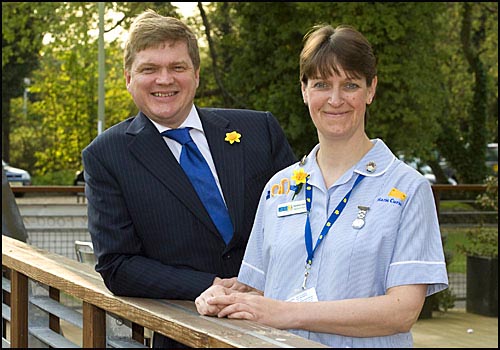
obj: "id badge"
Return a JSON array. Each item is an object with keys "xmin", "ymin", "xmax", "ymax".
[
  {"xmin": 286, "ymin": 287, "xmax": 318, "ymax": 302},
  {"xmin": 277, "ymin": 200, "xmax": 307, "ymax": 217}
]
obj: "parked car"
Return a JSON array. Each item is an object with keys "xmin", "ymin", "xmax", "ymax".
[
  {"xmin": 486, "ymin": 143, "xmax": 498, "ymax": 177},
  {"xmin": 398, "ymin": 154, "xmax": 457, "ymax": 185},
  {"xmin": 2, "ymin": 160, "xmax": 31, "ymax": 197},
  {"xmin": 2, "ymin": 160, "xmax": 31, "ymax": 186},
  {"xmin": 74, "ymin": 169, "xmax": 85, "ymax": 186}
]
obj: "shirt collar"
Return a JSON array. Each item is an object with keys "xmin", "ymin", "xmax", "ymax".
[
  {"xmin": 297, "ymin": 139, "xmax": 396, "ymax": 190},
  {"xmin": 149, "ymin": 105, "xmax": 203, "ymax": 133},
  {"xmin": 354, "ymin": 138, "xmax": 396, "ymax": 177}
]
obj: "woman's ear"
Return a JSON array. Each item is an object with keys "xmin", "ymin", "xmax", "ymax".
[
  {"xmin": 367, "ymin": 76, "xmax": 378, "ymax": 104},
  {"xmin": 301, "ymin": 81, "xmax": 308, "ymax": 105}
]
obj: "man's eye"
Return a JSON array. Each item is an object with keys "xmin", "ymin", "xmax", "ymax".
[
  {"xmin": 140, "ymin": 67, "xmax": 155, "ymax": 73},
  {"xmin": 173, "ymin": 66, "xmax": 187, "ymax": 72}
]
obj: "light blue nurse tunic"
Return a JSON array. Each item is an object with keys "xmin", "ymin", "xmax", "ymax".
[{"xmin": 238, "ymin": 139, "xmax": 449, "ymax": 348}]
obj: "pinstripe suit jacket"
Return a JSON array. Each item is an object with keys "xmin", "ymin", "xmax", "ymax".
[{"xmin": 82, "ymin": 107, "xmax": 296, "ymax": 301}]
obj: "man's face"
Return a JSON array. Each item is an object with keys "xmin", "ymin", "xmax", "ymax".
[{"xmin": 125, "ymin": 40, "xmax": 200, "ymax": 128}]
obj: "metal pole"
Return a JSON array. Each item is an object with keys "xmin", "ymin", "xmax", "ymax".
[
  {"xmin": 97, "ymin": 2, "xmax": 105, "ymax": 135},
  {"xmin": 23, "ymin": 78, "xmax": 31, "ymax": 119}
]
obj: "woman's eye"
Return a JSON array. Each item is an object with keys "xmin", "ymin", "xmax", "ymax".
[
  {"xmin": 313, "ymin": 82, "xmax": 328, "ymax": 89},
  {"xmin": 345, "ymin": 82, "xmax": 359, "ymax": 90}
]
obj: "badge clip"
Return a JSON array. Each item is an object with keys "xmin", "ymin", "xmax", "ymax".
[{"xmin": 352, "ymin": 205, "xmax": 370, "ymax": 229}]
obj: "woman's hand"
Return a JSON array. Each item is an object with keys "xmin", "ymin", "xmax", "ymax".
[
  {"xmin": 206, "ymin": 293, "xmax": 288, "ymax": 329},
  {"xmin": 196, "ymin": 278, "xmax": 260, "ymax": 316},
  {"xmin": 195, "ymin": 284, "xmax": 231, "ymax": 316}
]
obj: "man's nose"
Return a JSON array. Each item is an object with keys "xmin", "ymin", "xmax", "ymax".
[{"xmin": 156, "ymin": 68, "xmax": 175, "ymax": 84}]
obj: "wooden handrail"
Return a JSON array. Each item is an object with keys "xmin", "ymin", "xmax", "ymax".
[
  {"xmin": 10, "ymin": 186, "xmax": 84, "ymax": 194},
  {"xmin": 9, "ymin": 184, "xmax": 494, "ymax": 193},
  {"xmin": 431, "ymin": 184, "xmax": 489, "ymax": 191},
  {"xmin": 2, "ymin": 235, "xmax": 326, "ymax": 348},
  {"xmin": 430, "ymin": 184, "xmax": 495, "ymax": 216}
]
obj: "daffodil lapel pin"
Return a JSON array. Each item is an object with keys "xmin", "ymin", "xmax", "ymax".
[
  {"xmin": 225, "ymin": 131, "xmax": 241, "ymax": 144},
  {"xmin": 291, "ymin": 168, "xmax": 309, "ymax": 200}
]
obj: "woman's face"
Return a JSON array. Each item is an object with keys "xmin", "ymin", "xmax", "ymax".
[{"xmin": 302, "ymin": 68, "xmax": 377, "ymax": 142}]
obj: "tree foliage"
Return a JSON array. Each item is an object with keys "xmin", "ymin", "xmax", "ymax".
[
  {"xmin": 197, "ymin": 2, "xmax": 451, "ymax": 160},
  {"xmin": 2, "ymin": 2, "xmax": 58, "ymax": 162},
  {"xmin": 435, "ymin": 2, "xmax": 498, "ymax": 183},
  {"xmin": 2, "ymin": 2, "xmax": 497, "ymax": 184}
]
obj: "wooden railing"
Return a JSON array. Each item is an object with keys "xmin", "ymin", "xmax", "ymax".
[
  {"xmin": 10, "ymin": 186, "xmax": 85, "ymax": 194},
  {"xmin": 10, "ymin": 185, "xmax": 86, "ymax": 203},
  {"xmin": 430, "ymin": 184, "xmax": 490, "ymax": 216},
  {"xmin": 10, "ymin": 184, "xmax": 497, "ymax": 218},
  {"xmin": 2, "ymin": 235, "xmax": 326, "ymax": 348}
]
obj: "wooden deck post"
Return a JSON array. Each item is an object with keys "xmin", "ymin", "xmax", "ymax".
[
  {"xmin": 10, "ymin": 270, "xmax": 28, "ymax": 348},
  {"xmin": 82, "ymin": 302, "xmax": 106, "ymax": 348}
]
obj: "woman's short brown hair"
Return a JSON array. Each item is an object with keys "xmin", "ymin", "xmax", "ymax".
[{"xmin": 300, "ymin": 24, "xmax": 377, "ymax": 86}]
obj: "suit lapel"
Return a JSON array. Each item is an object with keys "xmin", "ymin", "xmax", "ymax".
[
  {"xmin": 126, "ymin": 113, "xmax": 219, "ymax": 236},
  {"xmin": 199, "ymin": 108, "xmax": 245, "ymax": 240}
]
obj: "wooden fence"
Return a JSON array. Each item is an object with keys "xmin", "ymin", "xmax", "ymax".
[{"xmin": 2, "ymin": 235, "xmax": 326, "ymax": 348}]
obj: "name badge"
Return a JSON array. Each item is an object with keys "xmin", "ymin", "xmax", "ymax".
[
  {"xmin": 286, "ymin": 287, "xmax": 318, "ymax": 302},
  {"xmin": 277, "ymin": 200, "xmax": 307, "ymax": 217}
]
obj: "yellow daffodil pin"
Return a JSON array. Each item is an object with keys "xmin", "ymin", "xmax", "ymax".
[
  {"xmin": 291, "ymin": 168, "xmax": 309, "ymax": 200},
  {"xmin": 225, "ymin": 131, "xmax": 241, "ymax": 144}
]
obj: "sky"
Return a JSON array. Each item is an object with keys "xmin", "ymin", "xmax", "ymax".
[{"xmin": 171, "ymin": 2, "xmax": 199, "ymax": 18}]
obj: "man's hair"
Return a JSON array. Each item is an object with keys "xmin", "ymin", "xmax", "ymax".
[
  {"xmin": 124, "ymin": 9, "xmax": 200, "ymax": 72},
  {"xmin": 299, "ymin": 24, "xmax": 377, "ymax": 86}
]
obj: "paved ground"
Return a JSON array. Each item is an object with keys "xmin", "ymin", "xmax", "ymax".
[{"xmin": 413, "ymin": 308, "xmax": 497, "ymax": 348}]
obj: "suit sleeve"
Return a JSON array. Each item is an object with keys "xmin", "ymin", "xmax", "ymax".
[{"xmin": 82, "ymin": 147, "xmax": 217, "ymax": 300}]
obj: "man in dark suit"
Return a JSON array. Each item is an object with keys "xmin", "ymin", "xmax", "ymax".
[{"xmin": 82, "ymin": 9, "xmax": 296, "ymax": 348}]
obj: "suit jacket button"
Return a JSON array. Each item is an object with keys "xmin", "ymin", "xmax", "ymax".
[{"xmin": 223, "ymin": 254, "xmax": 231, "ymax": 260}]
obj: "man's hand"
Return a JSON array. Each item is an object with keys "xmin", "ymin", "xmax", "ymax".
[{"xmin": 213, "ymin": 277, "xmax": 257, "ymax": 293}]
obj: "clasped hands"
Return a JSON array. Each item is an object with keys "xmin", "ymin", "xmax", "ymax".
[{"xmin": 195, "ymin": 277, "xmax": 269, "ymax": 321}]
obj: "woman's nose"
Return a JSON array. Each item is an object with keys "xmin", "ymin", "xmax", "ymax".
[{"xmin": 327, "ymin": 89, "xmax": 343, "ymax": 106}]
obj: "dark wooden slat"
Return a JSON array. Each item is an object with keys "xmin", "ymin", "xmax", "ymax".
[
  {"xmin": 10, "ymin": 185, "xmax": 85, "ymax": 193},
  {"xmin": 83, "ymin": 302, "xmax": 106, "ymax": 348},
  {"xmin": 11, "ymin": 270, "xmax": 28, "ymax": 348},
  {"xmin": 49, "ymin": 286, "xmax": 61, "ymax": 334}
]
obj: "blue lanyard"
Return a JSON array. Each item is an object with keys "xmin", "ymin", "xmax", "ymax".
[{"xmin": 303, "ymin": 174, "xmax": 365, "ymax": 278}]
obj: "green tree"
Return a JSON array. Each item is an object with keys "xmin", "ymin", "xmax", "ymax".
[
  {"xmin": 197, "ymin": 2, "xmax": 448, "ymax": 159},
  {"xmin": 3, "ymin": 2, "xmax": 497, "ymax": 184},
  {"xmin": 2, "ymin": 2, "xmax": 57, "ymax": 163},
  {"xmin": 436, "ymin": 2, "xmax": 498, "ymax": 183},
  {"xmin": 6, "ymin": 2, "xmax": 179, "ymax": 179}
]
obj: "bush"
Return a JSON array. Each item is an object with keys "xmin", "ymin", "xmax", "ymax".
[
  {"xmin": 457, "ymin": 176, "xmax": 498, "ymax": 258},
  {"xmin": 32, "ymin": 169, "xmax": 76, "ymax": 185},
  {"xmin": 458, "ymin": 227, "xmax": 498, "ymax": 258}
]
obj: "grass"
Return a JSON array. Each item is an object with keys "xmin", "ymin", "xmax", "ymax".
[
  {"xmin": 441, "ymin": 226, "xmax": 498, "ymax": 274},
  {"xmin": 440, "ymin": 200, "xmax": 477, "ymax": 212},
  {"xmin": 441, "ymin": 227, "xmax": 468, "ymax": 273}
]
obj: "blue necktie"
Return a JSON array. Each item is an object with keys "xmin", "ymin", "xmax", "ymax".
[{"xmin": 161, "ymin": 128, "xmax": 234, "ymax": 244}]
